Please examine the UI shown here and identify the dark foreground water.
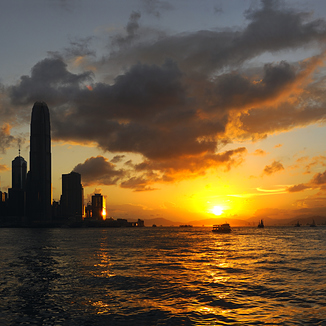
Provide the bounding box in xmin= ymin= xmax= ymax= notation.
xmin=0 ymin=226 xmax=325 ymax=325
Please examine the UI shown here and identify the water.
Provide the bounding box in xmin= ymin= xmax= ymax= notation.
xmin=0 ymin=226 xmax=325 ymax=325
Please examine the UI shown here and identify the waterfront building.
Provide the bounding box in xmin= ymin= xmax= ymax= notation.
xmin=92 ymin=194 xmax=106 ymax=220
xmin=61 ymin=171 xmax=83 ymax=221
xmin=11 ymin=151 xmax=27 ymax=190
xmin=8 ymin=152 xmax=27 ymax=217
xmin=26 ymin=102 xmax=52 ymax=223
xmin=0 ymin=191 xmax=8 ymax=217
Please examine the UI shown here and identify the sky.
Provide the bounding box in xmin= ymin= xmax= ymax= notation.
xmin=1 ymin=0 xmax=326 ymax=223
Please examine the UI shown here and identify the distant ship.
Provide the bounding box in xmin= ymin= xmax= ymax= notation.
xmin=179 ymin=225 xmax=193 ymax=227
xmin=212 ymin=223 xmax=231 ymax=233
xmin=258 ymin=219 xmax=264 ymax=228
xmin=310 ymin=220 xmax=316 ymax=227
xmin=295 ymin=221 xmax=301 ymax=227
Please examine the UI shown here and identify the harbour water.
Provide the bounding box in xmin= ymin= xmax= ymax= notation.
xmin=0 ymin=226 xmax=325 ymax=325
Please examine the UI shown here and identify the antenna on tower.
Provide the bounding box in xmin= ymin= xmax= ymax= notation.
xmin=19 ymin=145 xmax=21 ymax=157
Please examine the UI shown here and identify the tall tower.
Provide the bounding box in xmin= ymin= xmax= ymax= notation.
xmin=26 ymin=102 xmax=52 ymax=222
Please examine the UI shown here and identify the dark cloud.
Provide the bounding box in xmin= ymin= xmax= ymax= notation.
xmin=9 ymin=57 xmax=93 ymax=106
xmin=73 ymin=156 xmax=125 ymax=186
xmin=110 ymin=155 xmax=125 ymax=164
xmin=133 ymin=147 xmax=247 ymax=181
xmin=112 ymin=11 xmax=142 ymax=49
xmin=4 ymin=0 xmax=326 ymax=188
xmin=262 ymin=161 xmax=284 ymax=175
xmin=120 ymin=176 xmax=158 ymax=192
xmin=106 ymin=0 xmax=326 ymax=75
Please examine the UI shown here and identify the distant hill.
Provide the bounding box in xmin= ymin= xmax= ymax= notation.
xmin=139 ymin=217 xmax=182 ymax=227
xmin=187 ymin=217 xmax=252 ymax=227
xmin=246 ymin=215 xmax=326 ymax=226
xmin=131 ymin=214 xmax=326 ymax=227
xmin=288 ymin=215 xmax=326 ymax=226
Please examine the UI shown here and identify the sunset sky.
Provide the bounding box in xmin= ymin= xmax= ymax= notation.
xmin=1 ymin=0 xmax=326 ymax=223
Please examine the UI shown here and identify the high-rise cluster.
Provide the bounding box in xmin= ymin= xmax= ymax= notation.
xmin=0 ymin=102 xmax=84 ymax=225
xmin=0 ymin=102 xmax=143 ymax=227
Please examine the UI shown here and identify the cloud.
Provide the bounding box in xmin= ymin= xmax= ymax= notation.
xmin=311 ymin=170 xmax=326 ymax=185
xmin=253 ymin=149 xmax=267 ymax=156
xmin=120 ymin=176 xmax=158 ymax=192
xmin=112 ymin=11 xmax=142 ymax=49
xmin=262 ymin=161 xmax=284 ymax=176
xmin=0 ymin=163 xmax=9 ymax=172
xmin=105 ymin=0 xmax=326 ymax=76
xmin=304 ymin=156 xmax=326 ymax=174
xmin=287 ymin=168 xmax=326 ymax=193
xmin=110 ymin=155 xmax=125 ymax=164
xmin=0 ymin=124 xmax=17 ymax=153
xmin=4 ymin=0 xmax=326 ymax=188
xmin=73 ymin=156 xmax=125 ymax=186
xmin=287 ymin=183 xmax=309 ymax=193
xmin=9 ymin=57 xmax=93 ymax=106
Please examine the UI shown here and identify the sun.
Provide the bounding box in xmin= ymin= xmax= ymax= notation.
xmin=211 ymin=206 xmax=224 ymax=216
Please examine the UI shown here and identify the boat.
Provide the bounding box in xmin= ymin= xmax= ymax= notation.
xmin=310 ymin=220 xmax=316 ymax=227
xmin=258 ymin=219 xmax=264 ymax=228
xmin=152 ymin=224 xmax=157 ymax=227
xmin=179 ymin=224 xmax=193 ymax=227
xmin=295 ymin=221 xmax=301 ymax=227
xmin=212 ymin=223 xmax=231 ymax=233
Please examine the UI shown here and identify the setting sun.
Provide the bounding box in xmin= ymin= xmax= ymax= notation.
xmin=211 ymin=206 xmax=224 ymax=216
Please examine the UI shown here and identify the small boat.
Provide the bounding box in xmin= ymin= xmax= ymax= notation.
xmin=258 ymin=219 xmax=264 ymax=228
xmin=152 ymin=224 xmax=157 ymax=227
xmin=179 ymin=224 xmax=193 ymax=227
xmin=212 ymin=223 xmax=231 ymax=233
xmin=295 ymin=221 xmax=301 ymax=227
xmin=310 ymin=220 xmax=316 ymax=227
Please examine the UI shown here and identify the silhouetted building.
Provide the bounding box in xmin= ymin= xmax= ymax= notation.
xmin=0 ymin=191 xmax=8 ymax=217
xmin=26 ymin=102 xmax=52 ymax=223
xmin=12 ymin=152 xmax=27 ymax=190
xmin=85 ymin=203 xmax=92 ymax=219
xmin=51 ymin=200 xmax=61 ymax=220
xmin=61 ymin=171 xmax=83 ymax=221
xmin=92 ymin=194 xmax=105 ymax=220
xmin=8 ymin=152 xmax=27 ymax=217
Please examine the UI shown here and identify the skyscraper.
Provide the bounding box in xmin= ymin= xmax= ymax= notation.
xmin=11 ymin=151 xmax=27 ymax=190
xmin=8 ymin=151 xmax=27 ymax=217
xmin=26 ymin=102 xmax=52 ymax=222
xmin=61 ymin=171 xmax=83 ymax=221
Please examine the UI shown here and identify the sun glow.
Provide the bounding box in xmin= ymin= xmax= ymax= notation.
xmin=211 ymin=206 xmax=224 ymax=216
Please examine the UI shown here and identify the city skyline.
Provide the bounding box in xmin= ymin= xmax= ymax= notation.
xmin=2 ymin=0 xmax=326 ymax=223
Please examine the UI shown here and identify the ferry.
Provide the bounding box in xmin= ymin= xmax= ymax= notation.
xmin=212 ymin=223 xmax=231 ymax=233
